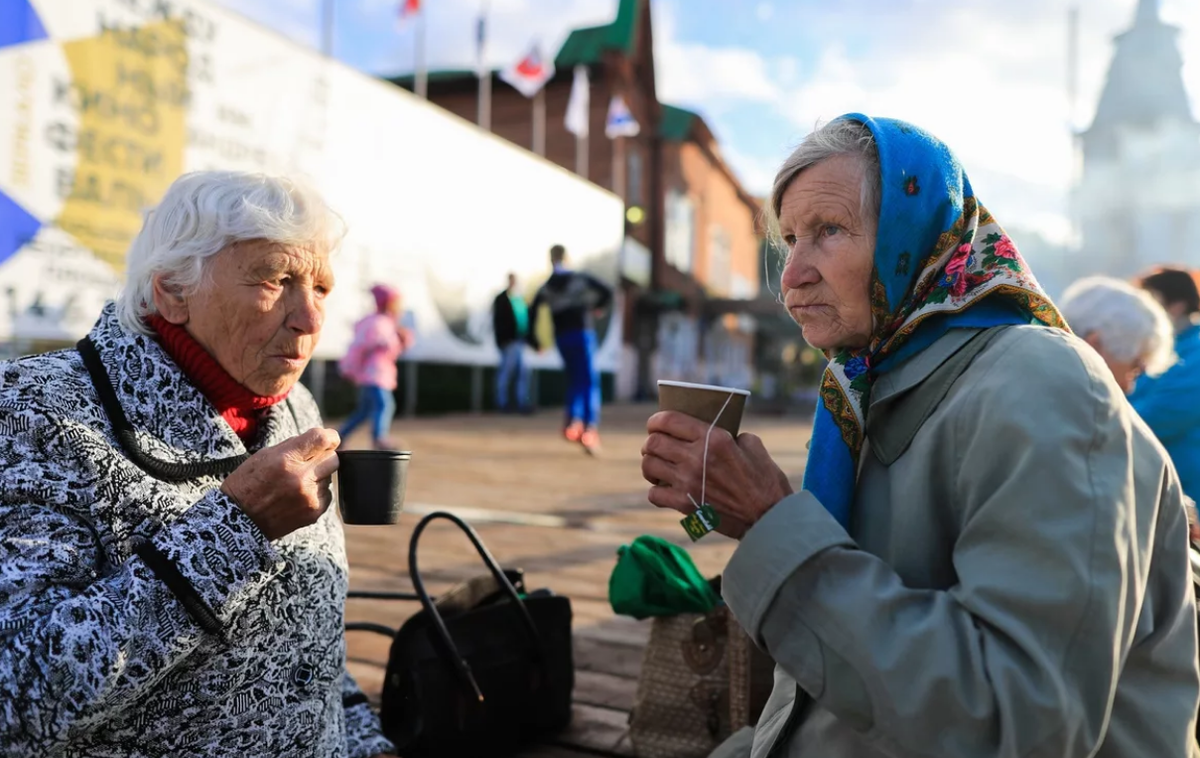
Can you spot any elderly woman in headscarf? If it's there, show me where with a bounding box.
[641,115,1200,757]
[337,283,414,450]
[0,171,394,757]
[1058,275,1176,394]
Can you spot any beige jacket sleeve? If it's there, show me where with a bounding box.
[723,333,1197,757]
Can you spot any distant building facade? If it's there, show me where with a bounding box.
[387,0,765,399]
[1075,0,1200,276]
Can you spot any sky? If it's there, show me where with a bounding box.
[210,0,1200,246]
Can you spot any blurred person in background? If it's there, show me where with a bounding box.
[1130,265,1200,542]
[530,244,612,455]
[337,283,414,450]
[492,272,534,414]
[1057,275,1176,394]
[0,170,393,756]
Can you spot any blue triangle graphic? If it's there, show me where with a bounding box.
[0,189,42,266]
[0,0,49,49]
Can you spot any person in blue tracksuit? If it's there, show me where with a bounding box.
[529,245,613,455]
[1131,265,1200,541]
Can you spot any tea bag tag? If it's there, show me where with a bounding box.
[681,495,720,542]
[679,391,735,542]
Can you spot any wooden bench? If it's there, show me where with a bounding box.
[336,405,806,755]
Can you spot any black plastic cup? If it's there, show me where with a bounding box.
[335,450,412,525]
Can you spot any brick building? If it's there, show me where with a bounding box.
[387,0,764,398]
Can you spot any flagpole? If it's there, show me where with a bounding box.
[613,135,626,201]
[414,5,428,99]
[533,88,546,156]
[476,3,491,130]
[576,129,588,178]
[573,65,588,178]
[321,0,334,57]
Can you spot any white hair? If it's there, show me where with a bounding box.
[1059,275,1176,376]
[764,118,881,249]
[116,170,345,336]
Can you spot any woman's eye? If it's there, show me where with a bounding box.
[783,234,797,246]
[821,224,841,238]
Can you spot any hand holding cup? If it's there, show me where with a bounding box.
[641,382,791,540]
[221,428,341,541]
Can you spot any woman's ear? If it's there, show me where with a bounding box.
[151,274,189,325]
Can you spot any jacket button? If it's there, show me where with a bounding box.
[292,662,315,687]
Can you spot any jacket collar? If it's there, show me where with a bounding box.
[868,327,983,412]
[85,302,288,462]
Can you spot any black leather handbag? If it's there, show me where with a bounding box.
[347,511,574,758]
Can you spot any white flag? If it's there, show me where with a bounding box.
[499,42,555,99]
[564,65,590,137]
[605,94,640,138]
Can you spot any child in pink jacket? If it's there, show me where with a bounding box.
[338,284,414,449]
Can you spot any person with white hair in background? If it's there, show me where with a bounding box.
[0,171,393,757]
[1057,275,1177,395]
[1058,275,1200,545]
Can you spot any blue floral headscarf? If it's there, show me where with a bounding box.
[801,114,1067,528]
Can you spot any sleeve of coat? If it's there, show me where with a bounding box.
[342,669,395,757]
[722,333,1185,757]
[0,414,284,755]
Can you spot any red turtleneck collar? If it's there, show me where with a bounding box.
[147,315,289,441]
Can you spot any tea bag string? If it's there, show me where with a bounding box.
[695,391,735,512]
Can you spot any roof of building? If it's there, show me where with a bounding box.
[385,0,639,89]
[555,0,639,68]
[659,104,697,141]
[1084,0,1197,156]
[384,69,488,89]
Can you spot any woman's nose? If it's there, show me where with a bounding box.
[780,247,819,290]
[288,289,325,335]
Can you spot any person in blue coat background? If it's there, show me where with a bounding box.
[1131,265,1200,540]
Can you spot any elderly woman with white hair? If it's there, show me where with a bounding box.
[1058,275,1176,394]
[0,172,393,756]
[642,115,1200,757]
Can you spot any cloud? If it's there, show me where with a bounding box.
[651,1,781,106]
[209,0,321,48]
[762,0,1198,240]
[360,0,615,76]
[716,143,779,198]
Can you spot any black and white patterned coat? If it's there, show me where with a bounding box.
[0,303,394,757]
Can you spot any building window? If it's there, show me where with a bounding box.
[731,273,756,300]
[627,150,643,206]
[665,190,695,273]
[708,224,732,295]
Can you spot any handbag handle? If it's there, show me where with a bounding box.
[408,511,547,703]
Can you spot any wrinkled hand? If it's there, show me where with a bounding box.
[641,411,792,540]
[221,428,341,541]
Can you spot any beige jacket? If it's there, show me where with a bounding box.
[723,326,1200,757]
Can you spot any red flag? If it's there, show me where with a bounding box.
[398,0,420,20]
[500,43,555,98]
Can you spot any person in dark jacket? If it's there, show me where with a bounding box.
[530,245,613,454]
[492,272,533,414]
[1131,265,1200,538]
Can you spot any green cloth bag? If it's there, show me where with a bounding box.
[608,535,721,619]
